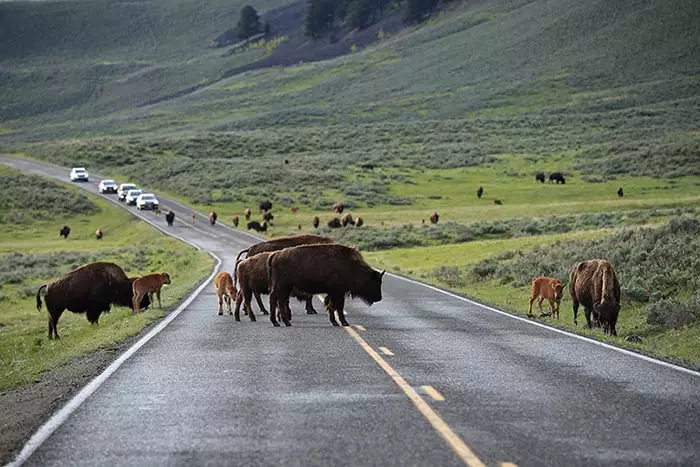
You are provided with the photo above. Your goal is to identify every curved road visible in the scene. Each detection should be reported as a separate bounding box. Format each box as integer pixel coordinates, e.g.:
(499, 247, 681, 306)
(3, 156, 700, 467)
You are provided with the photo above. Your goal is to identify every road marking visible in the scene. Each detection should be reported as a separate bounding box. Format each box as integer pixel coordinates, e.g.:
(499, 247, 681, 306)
(354, 324, 366, 331)
(378, 346, 394, 356)
(345, 326, 486, 467)
(421, 385, 445, 401)
(500, 462, 518, 467)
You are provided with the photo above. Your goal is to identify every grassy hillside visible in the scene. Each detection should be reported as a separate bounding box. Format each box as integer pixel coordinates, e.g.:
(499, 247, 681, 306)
(0, 167, 213, 392)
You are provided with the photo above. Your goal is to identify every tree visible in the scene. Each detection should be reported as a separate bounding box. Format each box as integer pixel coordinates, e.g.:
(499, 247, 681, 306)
(238, 5, 262, 40)
(404, 0, 438, 23)
(304, 0, 336, 38)
(346, 0, 372, 29)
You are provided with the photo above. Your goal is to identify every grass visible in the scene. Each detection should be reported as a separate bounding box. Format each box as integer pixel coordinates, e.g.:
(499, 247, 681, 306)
(0, 168, 214, 393)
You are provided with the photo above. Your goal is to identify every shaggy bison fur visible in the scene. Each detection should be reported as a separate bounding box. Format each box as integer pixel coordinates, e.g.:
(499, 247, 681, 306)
(267, 244, 385, 327)
(569, 259, 621, 336)
(36, 262, 150, 339)
(617, 186, 624, 198)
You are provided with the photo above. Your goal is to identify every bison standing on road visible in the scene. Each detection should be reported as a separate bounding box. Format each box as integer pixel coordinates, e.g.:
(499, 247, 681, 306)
(214, 271, 237, 316)
(165, 210, 175, 226)
(36, 262, 150, 339)
(209, 210, 218, 225)
(267, 244, 385, 327)
(59, 226, 70, 239)
(549, 172, 566, 184)
(569, 259, 621, 336)
(535, 172, 545, 183)
(528, 277, 564, 319)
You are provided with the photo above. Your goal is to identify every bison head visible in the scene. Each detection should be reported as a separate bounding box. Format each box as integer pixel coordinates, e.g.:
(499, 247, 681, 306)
(551, 281, 564, 301)
(357, 269, 385, 305)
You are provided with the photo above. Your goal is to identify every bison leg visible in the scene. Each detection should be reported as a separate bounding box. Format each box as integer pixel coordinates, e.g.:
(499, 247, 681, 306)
(156, 289, 162, 308)
(527, 295, 536, 318)
(254, 293, 269, 315)
(334, 294, 349, 327)
(268, 291, 281, 327)
(572, 299, 580, 326)
(225, 295, 233, 315)
(48, 308, 63, 340)
(584, 307, 594, 329)
(281, 297, 292, 327)
(217, 291, 224, 316)
(305, 297, 318, 315)
(234, 291, 243, 321)
(132, 292, 144, 313)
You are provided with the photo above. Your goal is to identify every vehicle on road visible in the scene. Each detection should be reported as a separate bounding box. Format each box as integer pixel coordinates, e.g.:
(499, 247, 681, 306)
(70, 167, 89, 182)
(98, 179, 118, 194)
(117, 183, 138, 202)
(125, 189, 143, 206)
(136, 193, 160, 210)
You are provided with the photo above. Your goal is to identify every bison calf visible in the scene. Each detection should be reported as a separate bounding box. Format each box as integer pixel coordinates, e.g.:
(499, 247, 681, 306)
(569, 259, 621, 336)
(528, 277, 564, 319)
(214, 271, 237, 316)
(132, 272, 171, 313)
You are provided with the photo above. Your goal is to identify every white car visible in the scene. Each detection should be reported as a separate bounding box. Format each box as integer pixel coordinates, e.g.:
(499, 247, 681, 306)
(98, 179, 118, 194)
(117, 183, 138, 202)
(136, 193, 160, 210)
(70, 167, 89, 182)
(125, 189, 143, 205)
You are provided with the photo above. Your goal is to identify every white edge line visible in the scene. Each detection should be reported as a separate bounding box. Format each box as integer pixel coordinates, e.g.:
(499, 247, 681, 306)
(386, 272, 700, 379)
(5, 177, 224, 466)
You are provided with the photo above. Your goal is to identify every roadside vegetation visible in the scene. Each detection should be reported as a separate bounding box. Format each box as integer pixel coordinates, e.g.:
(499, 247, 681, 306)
(0, 168, 214, 393)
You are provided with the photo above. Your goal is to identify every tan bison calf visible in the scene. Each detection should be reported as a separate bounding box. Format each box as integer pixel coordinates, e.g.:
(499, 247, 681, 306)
(214, 271, 237, 316)
(132, 272, 171, 313)
(528, 277, 565, 319)
(569, 259, 621, 336)
(267, 244, 385, 327)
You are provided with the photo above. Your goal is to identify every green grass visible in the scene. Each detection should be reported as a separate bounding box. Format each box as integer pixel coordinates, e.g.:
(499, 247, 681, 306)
(0, 168, 214, 393)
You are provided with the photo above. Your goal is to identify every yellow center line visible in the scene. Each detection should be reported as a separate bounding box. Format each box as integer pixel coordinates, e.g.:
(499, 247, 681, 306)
(500, 463, 518, 467)
(378, 346, 394, 356)
(354, 324, 366, 331)
(421, 385, 445, 401)
(345, 327, 486, 467)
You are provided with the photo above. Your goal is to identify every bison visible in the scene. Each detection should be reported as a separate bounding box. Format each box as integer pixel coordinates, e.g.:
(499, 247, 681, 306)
(262, 211, 274, 223)
(59, 225, 70, 239)
(528, 277, 565, 319)
(355, 216, 364, 227)
(209, 210, 218, 225)
(430, 211, 439, 224)
(312, 216, 320, 229)
(569, 259, 621, 336)
(132, 272, 171, 313)
(476, 185, 484, 199)
(290, 207, 299, 214)
(244, 208, 252, 220)
(36, 262, 150, 339)
(165, 210, 175, 226)
(247, 220, 267, 233)
(232, 215, 239, 227)
(549, 172, 566, 184)
(333, 202, 344, 214)
(214, 271, 237, 316)
(341, 212, 355, 227)
(328, 217, 342, 228)
(259, 200, 272, 212)
(617, 186, 624, 198)
(95, 228, 103, 240)
(494, 199, 503, 205)
(535, 172, 545, 183)
(267, 244, 385, 327)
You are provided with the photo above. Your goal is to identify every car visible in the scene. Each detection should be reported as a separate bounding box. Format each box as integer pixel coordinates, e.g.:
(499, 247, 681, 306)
(125, 189, 143, 206)
(70, 167, 89, 182)
(136, 193, 160, 210)
(117, 183, 138, 202)
(98, 179, 118, 194)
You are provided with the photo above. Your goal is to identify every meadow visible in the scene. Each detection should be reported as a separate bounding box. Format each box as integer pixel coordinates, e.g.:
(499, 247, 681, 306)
(0, 167, 214, 392)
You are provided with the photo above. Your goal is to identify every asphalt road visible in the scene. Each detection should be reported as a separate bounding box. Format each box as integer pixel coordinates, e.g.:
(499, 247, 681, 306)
(3, 156, 700, 467)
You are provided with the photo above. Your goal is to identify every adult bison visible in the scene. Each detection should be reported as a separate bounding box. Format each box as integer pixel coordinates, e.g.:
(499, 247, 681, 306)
(59, 226, 70, 239)
(476, 185, 484, 199)
(165, 210, 175, 226)
(328, 217, 342, 228)
(430, 211, 439, 224)
(259, 200, 272, 212)
(569, 259, 621, 336)
(341, 212, 355, 227)
(267, 244, 385, 327)
(535, 172, 545, 183)
(247, 220, 267, 233)
(312, 215, 320, 229)
(549, 172, 566, 184)
(36, 262, 150, 339)
(617, 186, 624, 198)
(234, 234, 334, 315)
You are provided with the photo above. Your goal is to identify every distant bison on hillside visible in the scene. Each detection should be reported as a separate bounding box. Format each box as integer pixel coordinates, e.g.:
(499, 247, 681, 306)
(59, 226, 70, 239)
(535, 172, 545, 183)
(259, 200, 272, 212)
(549, 172, 566, 184)
(430, 211, 439, 224)
(476, 185, 484, 199)
(617, 186, 624, 198)
(312, 215, 320, 229)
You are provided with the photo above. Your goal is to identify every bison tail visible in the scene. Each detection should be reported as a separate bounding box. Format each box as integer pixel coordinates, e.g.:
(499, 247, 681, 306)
(232, 248, 250, 284)
(36, 284, 47, 311)
(600, 263, 611, 304)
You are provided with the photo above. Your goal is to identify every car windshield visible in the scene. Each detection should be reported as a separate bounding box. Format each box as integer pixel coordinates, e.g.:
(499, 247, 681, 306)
(140, 195, 155, 201)
(103, 180, 116, 185)
(74, 169, 86, 174)
(127, 190, 142, 196)
(121, 185, 135, 190)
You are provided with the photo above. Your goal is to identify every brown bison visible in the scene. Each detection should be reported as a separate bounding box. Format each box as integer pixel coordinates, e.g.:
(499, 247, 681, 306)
(232, 215, 239, 227)
(569, 259, 621, 336)
(59, 225, 70, 239)
(333, 202, 345, 214)
(247, 220, 267, 233)
(312, 215, 320, 228)
(214, 271, 237, 316)
(535, 172, 545, 183)
(234, 234, 334, 316)
(617, 186, 624, 198)
(341, 212, 355, 227)
(36, 262, 150, 339)
(528, 277, 565, 319)
(328, 217, 342, 228)
(476, 185, 484, 199)
(244, 208, 252, 220)
(430, 211, 439, 224)
(290, 207, 298, 214)
(355, 216, 364, 227)
(132, 272, 171, 313)
(209, 210, 218, 225)
(95, 228, 103, 240)
(267, 244, 385, 327)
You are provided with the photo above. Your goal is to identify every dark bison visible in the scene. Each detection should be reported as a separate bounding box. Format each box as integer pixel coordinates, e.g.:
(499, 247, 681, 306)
(341, 212, 355, 227)
(494, 199, 503, 205)
(328, 217, 342, 228)
(165, 210, 175, 226)
(259, 200, 272, 212)
(95, 228, 103, 240)
(312, 215, 320, 228)
(549, 172, 566, 184)
(262, 211, 274, 223)
(209, 210, 218, 225)
(247, 221, 267, 233)
(267, 244, 385, 327)
(332, 202, 344, 214)
(569, 259, 621, 336)
(59, 226, 70, 239)
(430, 211, 439, 224)
(535, 172, 545, 183)
(355, 216, 364, 227)
(36, 262, 150, 339)
(476, 185, 484, 199)
(231, 215, 239, 227)
(617, 186, 624, 198)
(234, 234, 334, 316)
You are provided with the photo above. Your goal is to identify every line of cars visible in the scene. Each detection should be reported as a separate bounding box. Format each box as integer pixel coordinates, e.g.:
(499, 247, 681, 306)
(72, 167, 160, 211)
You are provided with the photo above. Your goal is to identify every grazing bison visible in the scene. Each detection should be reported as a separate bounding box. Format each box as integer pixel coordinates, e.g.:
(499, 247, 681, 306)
(247, 220, 268, 233)
(535, 172, 545, 183)
(341, 212, 355, 227)
(259, 200, 272, 212)
(617, 186, 624, 198)
(244, 208, 252, 220)
(262, 211, 274, 223)
(132, 272, 171, 313)
(333, 202, 344, 214)
(232, 215, 239, 227)
(528, 277, 565, 319)
(328, 217, 342, 228)
(165, 210, 175, 226)
(355, 216, 364, 227)
(36, 262, 150, 339)
(312, 216, 320, 228)
(267, 244, 385, 327)
(494, 199, 503, 205)
(549, 172, 566, 184)
(569, 259, 621, 336)
(95, 228, 103, 240)
(59, 225, 70, 239)
(209, 210, 218, 225)
(430, 211, 439, 224)
(476, 185, 484, 199)
(234, 233, 334, 316)
(214, 271, 237, 316)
